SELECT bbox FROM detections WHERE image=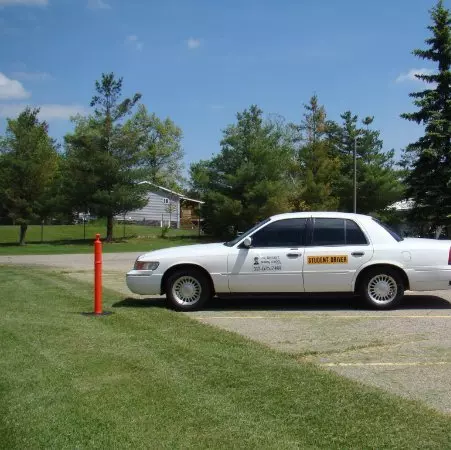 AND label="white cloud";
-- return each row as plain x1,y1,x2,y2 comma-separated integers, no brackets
0,72,30,99
125,34,143,51
87,0,110,9
396,68,434,83
187,37,201,49
0,0,47,5
10,71,53,81
0,103,87,120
